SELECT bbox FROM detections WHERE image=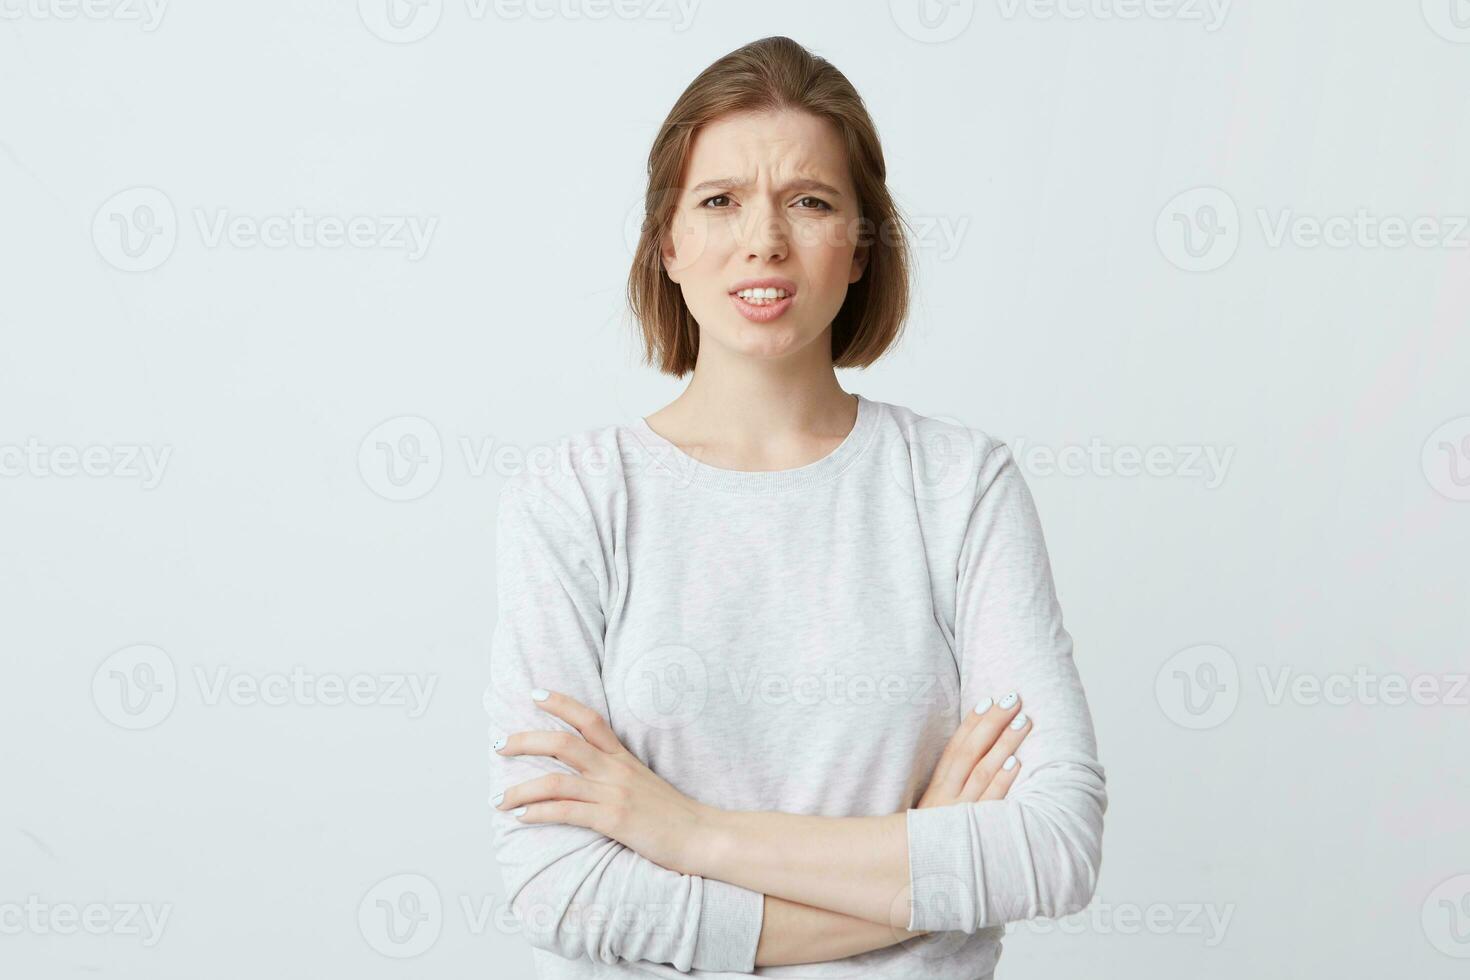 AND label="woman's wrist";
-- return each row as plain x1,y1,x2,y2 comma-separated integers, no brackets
756,894,932,966
684,801,735,879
